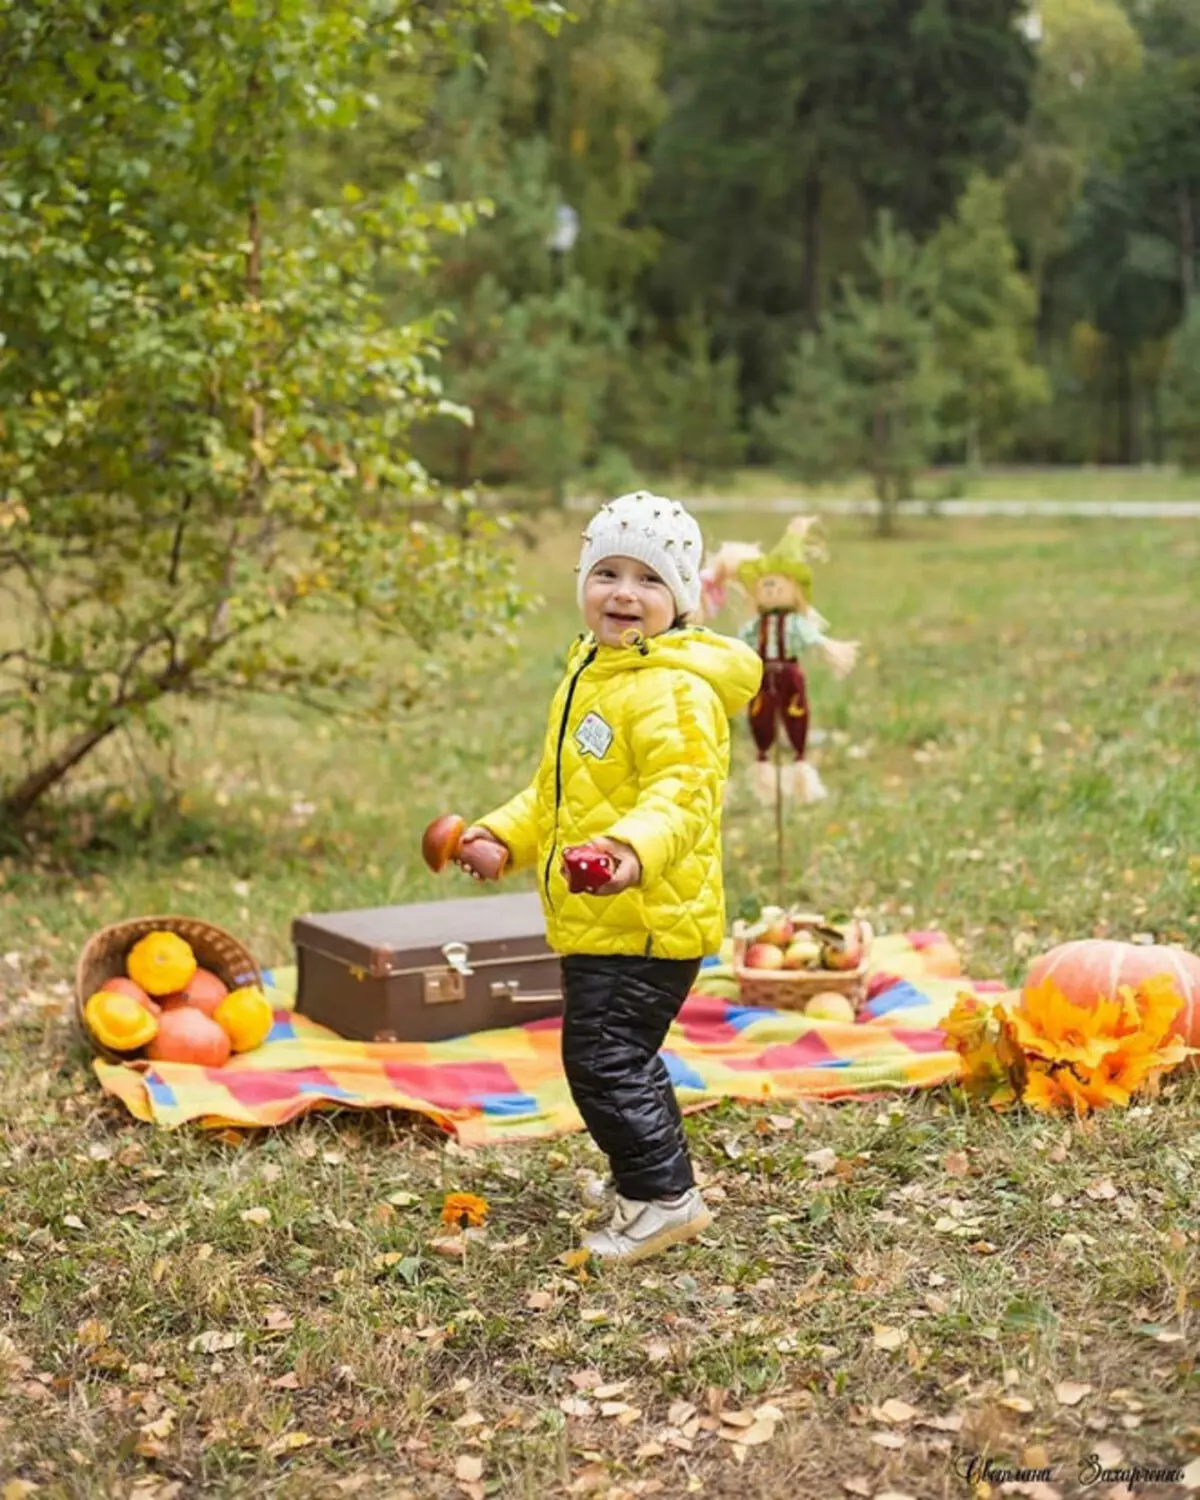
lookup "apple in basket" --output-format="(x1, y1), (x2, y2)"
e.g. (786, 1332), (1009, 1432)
(782, 934), (823, 970)
(758, 905), (794, 948)
(743, 941), (786, 970)
(820, 921), (866, 972)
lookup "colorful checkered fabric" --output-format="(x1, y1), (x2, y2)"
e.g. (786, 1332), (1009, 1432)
(92, 931), (999, 1142)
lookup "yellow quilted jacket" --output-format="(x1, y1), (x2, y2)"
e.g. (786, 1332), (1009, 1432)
(477, 627), (763, 959)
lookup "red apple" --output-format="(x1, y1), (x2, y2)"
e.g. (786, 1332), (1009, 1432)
(100, 975), (160, 1018)
(821, 922), (865, 972)
(758, 905), (795, 947)
(744, 942), (785, 970)
(562, 845), (614, 893)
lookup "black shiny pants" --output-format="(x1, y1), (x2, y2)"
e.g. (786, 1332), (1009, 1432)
(560, 953), (701, 1200)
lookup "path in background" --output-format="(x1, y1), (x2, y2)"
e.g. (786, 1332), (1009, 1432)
(567, 495), (1200, 517)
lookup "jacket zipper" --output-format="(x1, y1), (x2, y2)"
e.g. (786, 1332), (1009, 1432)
(543, 644), (598, 912)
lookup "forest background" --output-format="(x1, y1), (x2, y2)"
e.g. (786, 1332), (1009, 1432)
(4, 0), (1200, 822)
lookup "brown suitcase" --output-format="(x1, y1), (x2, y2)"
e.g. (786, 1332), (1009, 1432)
(292, 891), (563, 1043)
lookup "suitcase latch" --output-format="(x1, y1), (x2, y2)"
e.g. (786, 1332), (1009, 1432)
(422, 942), (473, 1006)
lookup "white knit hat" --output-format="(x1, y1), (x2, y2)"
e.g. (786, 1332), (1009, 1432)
(576, 491), (704, 620)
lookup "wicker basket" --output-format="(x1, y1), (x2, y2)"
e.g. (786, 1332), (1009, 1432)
(731, 916), (873, 1011)
(75, 915), (261, 1064)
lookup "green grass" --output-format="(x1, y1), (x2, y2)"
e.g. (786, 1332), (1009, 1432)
(2, 510), (1199, 1498)
(624, 465), (1200, 505)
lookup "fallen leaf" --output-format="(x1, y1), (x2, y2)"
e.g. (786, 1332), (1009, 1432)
(728, 1418), (776, 1446)
(240, 1206), (271, 1226)
(75, 1319), (108, 1349)
(642, 1338), (672, 1363)
(875, 1398), (918, 1424)
(872, 1325), (906, 1351)
(942, 1150), (970, 1177)
(559, 1396), (593, 1418)
(718, 1409), (754, 1428)
(1084, 1178), (1117, 1201)
(4, 1483), (39, 1500)
(592, 1381), (630, 1400)
(569, 1369), (603, 1391)
(634, 1440), (666, 1460)
(263, 1308), (294, 1331)
(272, 1372), (302, 1390)
(803, 1147), (837, 1172)
(525, 1290), (554, 1312)
(62, 1215), (85, 1231)
(188, 1330), (242, 1354)
(668, 1400), (697, 1426)
(869, 1430), (907, 1449)
(454, 1455), (483, 1483)
(578, 1308), (608, 1325)
(388, 1190), (418, 1207)
(268, 1431), (313, 1453)
(558, 1248), (591, 1270)
(842, 1481), (872, 1498)
(1001, 1395), (1035, 1413)
(1053, 1381), (1092, 1406)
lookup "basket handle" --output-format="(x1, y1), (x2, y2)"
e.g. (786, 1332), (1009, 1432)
(731, 919), (749, 970)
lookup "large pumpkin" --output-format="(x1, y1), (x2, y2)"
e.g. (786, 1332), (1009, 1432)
(1026, 939), (1200, 1053)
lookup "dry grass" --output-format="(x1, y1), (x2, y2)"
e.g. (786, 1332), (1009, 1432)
(1, 508), (1198, 1499)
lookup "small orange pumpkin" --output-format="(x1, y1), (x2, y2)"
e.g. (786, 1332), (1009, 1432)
(99, 975), (161, 1017)
(1026, 939), (1200, 1054)
(160, 966), (229, 1017)
(145, 1005), (231, 1068)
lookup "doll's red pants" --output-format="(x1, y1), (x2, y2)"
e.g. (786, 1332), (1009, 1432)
(749, 661), (809, 760)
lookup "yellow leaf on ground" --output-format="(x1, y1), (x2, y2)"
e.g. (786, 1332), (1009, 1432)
(875, 1398), (918, 1424)
(872, 1325), (906, 1351)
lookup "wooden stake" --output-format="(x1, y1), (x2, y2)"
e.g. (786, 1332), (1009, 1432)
(774, 739), (784, 908)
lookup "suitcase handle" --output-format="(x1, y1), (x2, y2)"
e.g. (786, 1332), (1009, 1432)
(490, 978), (561, 1004)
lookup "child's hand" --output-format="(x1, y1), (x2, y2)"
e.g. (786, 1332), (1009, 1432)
(455, 826), (509, 882)
(587, 837), (641, 895)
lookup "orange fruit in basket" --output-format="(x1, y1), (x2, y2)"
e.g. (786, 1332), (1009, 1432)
(160, 966), (229, 1016)
(99, 975), (161, 1017)
(146, 1005), (231, 1067)
(126, 930), (198, 998)
(213, 986), (273, 1053)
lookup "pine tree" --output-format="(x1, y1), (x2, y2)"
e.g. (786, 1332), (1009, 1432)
(1161, 298), (1200, 468)
(926, 176), (1050, 464)
(757, 215), (946, 536)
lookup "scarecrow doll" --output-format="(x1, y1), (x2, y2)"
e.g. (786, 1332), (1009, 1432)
(700, 517), (858, 804)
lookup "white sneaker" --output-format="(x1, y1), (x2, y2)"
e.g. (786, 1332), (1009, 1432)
(583, 1189), (712, 1263)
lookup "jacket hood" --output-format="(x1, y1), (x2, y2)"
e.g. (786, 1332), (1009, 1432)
(567, 626), (762, 717)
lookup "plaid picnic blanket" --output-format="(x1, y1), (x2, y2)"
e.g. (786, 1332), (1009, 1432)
(93, 930), (1002, 1143)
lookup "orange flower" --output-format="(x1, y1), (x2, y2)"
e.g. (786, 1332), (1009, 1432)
(1123, 974), (1188, 1049)
(943, 974), (1193, 1119)
(440, 1192), (489, 1229)
(1022, 1065), (1080, 1116)
(1010, 980), (1120, 1070)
